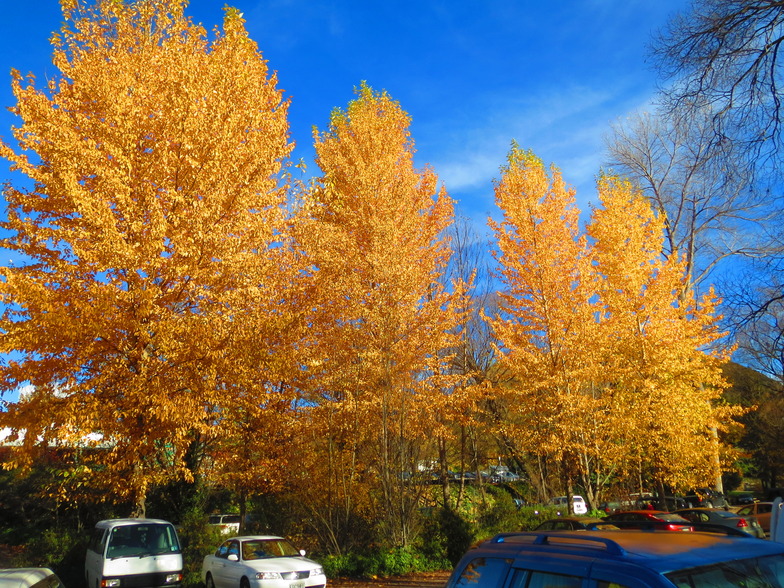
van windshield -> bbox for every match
[666,553,784,587]
[106,523,181,558]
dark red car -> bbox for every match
[604,510,694,531]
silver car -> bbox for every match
[673,507,766,538]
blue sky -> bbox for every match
[0,0,688,237]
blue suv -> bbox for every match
[446,530,784,588]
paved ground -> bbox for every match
[329,571,451,588]
[0,545,451,588]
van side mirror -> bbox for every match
[228,554,239,562]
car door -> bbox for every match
[221,540,244,588]
[211,540,236,588]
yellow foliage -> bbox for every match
[488,152,740,492]
[0,0,304,508]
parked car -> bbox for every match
[445,529,784,588]
[202,536,326,588]
[648,495,687,510]
[208,514,242,535]
[534,516,619,531]
[598,499,623,514]
[548,495,588,515]
[85,518,182,588]
[484,465,520,484]
[495,470,520,483]
[0,568,64,588]
[728,491,758,505]
[673,507,766,538]
[603,510,693,531]
[683,487,727,508]
[735,501,774,535]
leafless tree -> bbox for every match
[721,235,784,384]
[606,107,780,295]
[652,0,784,169]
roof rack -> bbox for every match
[489,532,626,556]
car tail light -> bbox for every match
[737,518,749,528]
[666,524,693,532]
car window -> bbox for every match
[536,521,555,530]
[712,510,739,519]
[88,527,106,554]
[760,504,772,514]
[227,540,240,558]
[657,513,689,522]
[451,557,512,588]
[736,506,752,516]
[666,553,784,587]
[679,511,706,522]
[216,540,233,558]
[508,569,581,588]
[527,572,580,588]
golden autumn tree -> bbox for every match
[587,176,736,495]
[300,83,466,548]
[0,0,304,515]
[488,147,740,507]
[486,146,602,507]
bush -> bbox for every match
[13,527,87,588]
[177,508,225,587]
[321,544,448,579]
[516,505,565,531]
[321,553,363,579]
[433,507,473,566]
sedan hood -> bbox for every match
[245,557,321,572]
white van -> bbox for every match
[550,495,588,515]
[85,519,183,588]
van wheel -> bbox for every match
[206,574,215,588]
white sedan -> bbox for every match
[202,536,327,588]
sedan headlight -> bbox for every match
[255,572,282,580]
[312,568,324,577]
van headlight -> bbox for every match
[101,580,121,588]
[164,573,182,584]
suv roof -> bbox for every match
[448,531,784,587]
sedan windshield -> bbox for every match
[656,513,690,522]
[241,539,300,560]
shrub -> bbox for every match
[178,508,225,587]
[320,544,448,579]
[13,527,87,588]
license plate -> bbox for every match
[289,582,305,588]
